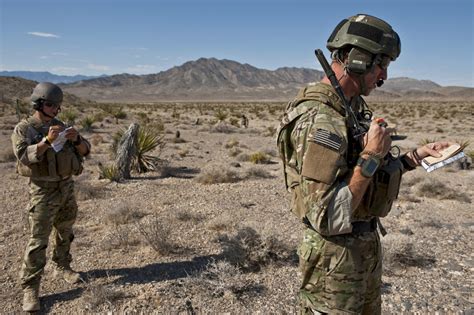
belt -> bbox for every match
[31,176,71,188]
[302,217,377,235]
[351,219,377,234]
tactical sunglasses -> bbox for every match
[375,55,391,70]
[43,101,61,110]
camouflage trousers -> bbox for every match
[297,228,382,315]
[19,178,78,288]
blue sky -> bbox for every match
[1,0,473,87]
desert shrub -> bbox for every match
[75,181,107,200]
[416,178,471,203]
[178,149,189,158]
[58,109,78,125]
[196,165,240,184]
[136,216,174,255]
[92,112,105,123]
[249,152,271,164]
[82,283,126,311]
[224,139,239,149]
[383,234,436,272]
[229,117,240,127]
[206,214,235,232]
[171,109,180,120]
[0,146,16,162]
[211,122,235,134]
[214,109,228,121]
[80,116,96,132]
[193,260,264,300]
[236,152,251,162]
[245,166,272,179]
[263,126,276,137]
[102,224,140,250]
[104,203,147,225]
[175,210,204,223]
[217,227,292,272]
[113,107,127,124]
[98,163,120,182]
[228,147,242,157]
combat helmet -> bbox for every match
[31,82,63,106]
[327,14,401,61]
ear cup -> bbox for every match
[32,100,43,110]
[347,47,375,75]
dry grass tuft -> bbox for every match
[82,283,126,311]
[104,203,147,225]
[416,178,471,203]
[383,234,436,272]
[136,216,175,255]
[245,166,272,179]
[0,146,16,162]
[217,227,292,272]
[196,165,240,184]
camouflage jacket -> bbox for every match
[11,115,90,181]
[278,82,375,236]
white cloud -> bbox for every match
[27,32,60,38]
[39,56,49,59]
[52,52,69,56]
[87,64,110,71]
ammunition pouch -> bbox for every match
[17,144,83,178]
[362,157,403,217]
[56,147,83,176]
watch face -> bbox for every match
[358,156,380,177]
[365,158,380,175]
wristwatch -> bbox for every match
[357,155,381,177]
[42,136,51,145]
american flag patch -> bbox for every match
[312,129,342,152]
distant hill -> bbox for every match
[62,58,325,102]
[0,76,91,107]
[0,71,103,84]
[3,59,473,102]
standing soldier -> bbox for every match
[277,14,451,314]
[12,82,91,312]
[240,114,249,128]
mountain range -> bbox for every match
[0,71,103,84]
[2,58,473,102]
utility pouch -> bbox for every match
[364,158,403,217]
[56,146,83,176]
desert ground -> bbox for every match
[0,100,473,314]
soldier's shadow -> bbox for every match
[39,254,219,313]
[86,254,219,284]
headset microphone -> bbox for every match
[376,79,384,87]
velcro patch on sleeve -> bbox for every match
[311,129,342,152]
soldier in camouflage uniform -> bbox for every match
[12,82,91,312]
[277,14,451,314]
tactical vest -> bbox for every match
[16,117,84,178]
[277,83,346,219]
[277,82,402,220]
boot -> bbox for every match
[53,266,83,284]
[22,285,40,312]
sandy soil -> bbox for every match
[0,101,472,314]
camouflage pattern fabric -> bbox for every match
[298,228,381,314]
[20,178,78,288]
[280,83,382,314]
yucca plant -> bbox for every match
[98,163,120,182]
[80,116,96,132]
[58,109,78,126]
[112,126,165,173]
